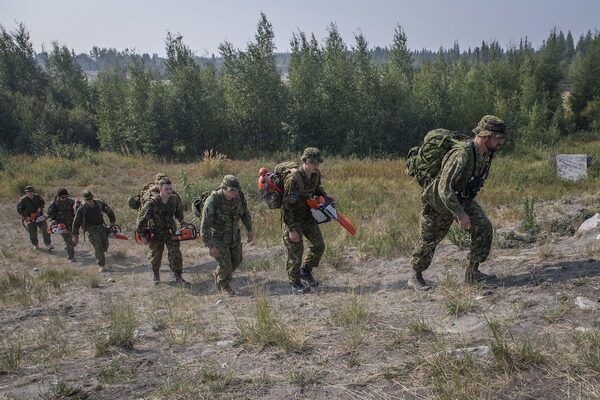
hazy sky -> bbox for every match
[1,0,599,56]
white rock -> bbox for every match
[217,340,234,347]
[215,299,223,305]
[33,267,39,272]
[107,278,115,283]
[575,296,599,310]
[577,213,600,233]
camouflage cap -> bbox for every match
[473,115,508,138]
[301,147,324,163]
[155,173,168,181]
[220,175,240,191]
[24,186,34,192]
[82,189,94,200]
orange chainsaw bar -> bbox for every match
[306,198,356,236]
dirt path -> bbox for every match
[0,199,599,399]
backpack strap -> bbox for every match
[290,168,305,195]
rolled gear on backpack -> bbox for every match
[405,129,471,187]
[192,192,213,218]
[127,195,141,210]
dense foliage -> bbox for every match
[0,16,599,158]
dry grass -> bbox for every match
[94,301,137,356]
[237,285,302,352]
[1,139,600,398]
[0,269,77,306]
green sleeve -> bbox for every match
[137,201,154,235]
[72,207,83,236]
[101,202,116,224]
[16,198,28,218]
[438,148,468,219]
[282,173,304,232]
[200,194,216,247]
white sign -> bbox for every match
[556,154,588,181]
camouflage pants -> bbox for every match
[214,241,243,286]
[283,220,325,284]
[60,232,75,260]
[148,239,182,274]
[86,224,109,267]
[26,221,51,246]
[412,201,493,272]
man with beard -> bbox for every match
[409,115,508,291]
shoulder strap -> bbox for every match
[291,168,305,194]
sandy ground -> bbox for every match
[0,197,599,399]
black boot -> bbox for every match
[173,272,191,288]
[465,261,496,284]
[153,270,160,286]
[291,281,311,294]
[300,268,319,287]
[408,270,431,291]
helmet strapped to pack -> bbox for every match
[257,162,302,209]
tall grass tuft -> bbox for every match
[572,329,600,373]
[94,302,137,356]
[330,292,373,327]
[0,341,22,370]
[238,286,300,352]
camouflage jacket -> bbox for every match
[72,200,116,236]
[47,197,75,227]
[281,168,327,233]
[16,194,45,219]
[137,194,184,240]
[423,141,493,219]
[201,189,252,248]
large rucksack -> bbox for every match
[192,191,213,218]
[127,182,156,210]
[258,162,303,209]
[192,189,248,218]
[405,129,471,187]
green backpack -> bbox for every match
[405,129,471,187]
[192,191,213,218]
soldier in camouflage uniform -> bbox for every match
[72,190,116,271]
[282,147,334,294]
[47,188,76,262]
[137,179,191,287]
[201,175,253,296]
[16,186,53,250]
[409,115,508,291]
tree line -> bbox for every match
[1,14,599,159]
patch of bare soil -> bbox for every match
[1,197,599,399]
